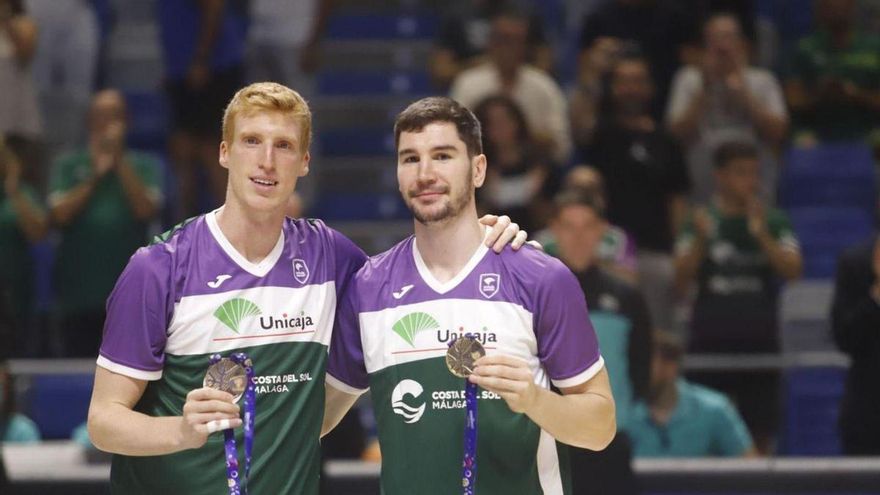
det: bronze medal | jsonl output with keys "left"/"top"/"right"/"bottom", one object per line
{"left": 203, "top": 357, "right": 247, "bottom": 402}
{"left": 446, "top": 336, "right": 486, "bottom": 378}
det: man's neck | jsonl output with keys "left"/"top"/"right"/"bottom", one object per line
{"left": 494, "top": 63, "right": 520, "bottom": 89}
{"left": 414, "top": 209, "right": 484, "bottom": 284}
{"left": 216, "top": 201, "right": 285, "bottom": 264}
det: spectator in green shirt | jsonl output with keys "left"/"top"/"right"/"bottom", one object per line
{"left": 674, "top": 140, "right": 802, "bottom": 454}
{"left": 48, "top": 90, "right": 162, "bottom": 357}
{"left": 628, "top": 330, "right": 755, "bottom": 458}
{"left": 785, "top": 0, "right": 880, "bottom": 142}
{"left": 0, "top": 138, "right": 47, "bottom": 355}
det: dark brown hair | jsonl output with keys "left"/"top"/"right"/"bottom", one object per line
{"left": 553, "top": 186, "right": 607, "bottom": 219}
{"left": 473, "top": 95, "right": 531, "bottom": 150}
{"left": 394, "top": 97, "right": 483, "bottom": 157}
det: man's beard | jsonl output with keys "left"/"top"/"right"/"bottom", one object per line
{"left": 405, "top": 172, "right": 473, "bottom": 225}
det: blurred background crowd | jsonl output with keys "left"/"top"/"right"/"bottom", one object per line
{"left": 1, "top": 0, "right": 879, "bottom": 478}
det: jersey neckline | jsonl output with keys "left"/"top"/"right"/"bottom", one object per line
{"left": 206, "top": 208, "right": 286, "bottom": 277}
{"left": 411, "top": 234, "right": 490, "bottom": 295}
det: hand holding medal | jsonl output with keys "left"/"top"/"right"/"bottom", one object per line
{"left": 446, "top": 336, "right": 485, "bottom": 495}
{"left": 204, "top": 353, "right": 256, "bottom": 495}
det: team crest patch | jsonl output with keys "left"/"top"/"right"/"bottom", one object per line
{"left": 479, "top": 273, "right": 500, "bottom": 299}
{"left": 293, "top": 259, "right": 310, "bottom": 284}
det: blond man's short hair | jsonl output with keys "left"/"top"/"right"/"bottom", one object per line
{"left": 222, "top": 82, "right": 312, "bottom": 152}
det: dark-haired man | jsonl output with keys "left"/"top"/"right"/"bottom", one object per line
{"left": 324, "top": 97, "right": 615, "bottom": 494}
{"left": 589, "top": 54, "right": 690, "bottom": 332}
{"left": 627, "top": 330, "right": 756, "bottom": 458}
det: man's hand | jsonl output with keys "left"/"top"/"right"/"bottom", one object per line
{"left": 746, "top": 199, "right": 768, "bottom": 240}
{"left": 92, "top": 153, "right": 116, "bottom": 178}
{"left": 91, "top": 122, "right": 126, "bottom": 178}
{"left": 693, "top": 207, "right": 714, "bottom": 241}
{"left": 469, "top": 354, "right": 538, "bottom": 414}
{"left": 179, "top": 388, "right": 242, "bottom": 450}
{"left": 479, "top": 214, "right": 532, "bottom": 253}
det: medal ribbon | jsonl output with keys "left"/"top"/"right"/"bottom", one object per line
{"left": 209, "top": 353, "right": 255, "bottom": 495}
{"left": 461, "top": 380, "right": 478, "bottom": 494}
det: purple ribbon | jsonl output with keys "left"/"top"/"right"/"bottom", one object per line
{"left": 461, "top": 380, "right": 478, "bottom": 494}
{"left": 209, "top": 353, "right": 255, "bottom": 495}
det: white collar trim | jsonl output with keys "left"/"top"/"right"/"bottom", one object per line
{"left": 205, "top": 209, "right": 285, "bottom": 277}
{"left": 412, "top": 235, "right": 489, "bottom": 295}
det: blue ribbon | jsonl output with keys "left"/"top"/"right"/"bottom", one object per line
{"left": 209, "top": 353, "right": 255, "bottom": 495}
{"left": 461, "top": 380, "right": 478, "bottom": 494}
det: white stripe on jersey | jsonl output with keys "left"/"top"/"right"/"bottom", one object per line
{"left": 537, "top": 429, "right": 564, "bottom": 495}
{"left": 166, "top": 283, "right": 336, "bottom": 355}
{"left": 97, "top": 355, "right": 164, "bottom": 381}
{"left": 358, "top": 298, "right": 538, "bottom": 376}
{"left": 553, "top": 357, "right": 605, "bottom": 388}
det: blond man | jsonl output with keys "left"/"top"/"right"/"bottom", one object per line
{"left": 87, "top": 82, "right": 525, "bottom": 494}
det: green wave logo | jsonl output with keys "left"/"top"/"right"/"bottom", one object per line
{"left": 391, "top": 312, "right": 439, "bottom": 347}
{"left": 214, "top": 298, "right": 262, "bottom": 333}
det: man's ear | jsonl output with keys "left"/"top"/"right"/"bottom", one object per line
{"left": 473, "top": 153, "right": 487, "bottom": 188}
{"left": 300, "top": 150, "right": 311, "bottom": 177}
{"left": 219, "top": 141, "right": 229, "bottom": 170}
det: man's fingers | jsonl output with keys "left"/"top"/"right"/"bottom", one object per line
{"left": 471, "top": 363, "right": 530, "bottom": 382}
{"left": 511, "top": 230, "right": 528, "bottom": 250}
{"left": 469, "top": 374, "right": 523, "bottom": 394}
{"left": 189, "top": 411, "right": 241, "bottom": 426}
{"left": 474, "top": 354, "right": 529, "bottom": 368}
{"left": 204, "top": 418, "right": 243, "bottom": 434}
{"left": 525, "top": 239, "right": 543, "bottom": 251}
{"left": 491, "top": 222, "right": 519, "bottom": 253}
{"left": 478, "top": 214, "right": 499, "bottom": 226}
{"left": 184, "top": 398, "right": 240, "bottom": 416}
{"left": 187, "top": 387, "right": 236, "bottom": 403}
{"left": 484, "top": 215, "right": 511, "bottom": 248}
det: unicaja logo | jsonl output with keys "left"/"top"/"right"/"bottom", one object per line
{"left": 391, "top": 379, "right": 426, "bottom": 424}
{"left": 213, "top": 298, "right": 262, "bottom": 333}
{"left": 391, "top": 312, "right": 440, "bottom": 347}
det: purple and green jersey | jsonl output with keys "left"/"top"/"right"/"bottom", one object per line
{"left": 328, "top": 237, "right": 604, "bottom": 495}
{"left": 97, "top": 211, "right": 366, "bottom": 495}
